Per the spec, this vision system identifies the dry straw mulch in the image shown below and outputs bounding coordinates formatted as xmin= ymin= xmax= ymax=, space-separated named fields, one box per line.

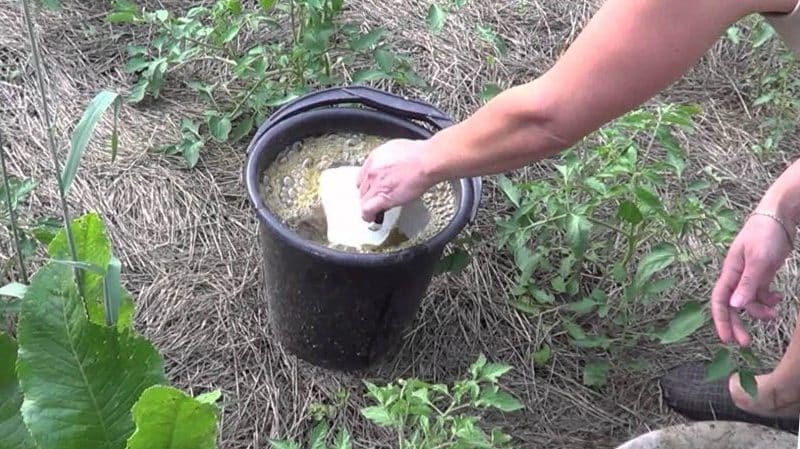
xmin=1 ymin=0 xmax=799 ymax=447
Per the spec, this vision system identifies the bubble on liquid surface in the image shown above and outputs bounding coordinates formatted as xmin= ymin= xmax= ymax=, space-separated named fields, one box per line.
xmin=261 ymin=132 xmax=458 ymax=253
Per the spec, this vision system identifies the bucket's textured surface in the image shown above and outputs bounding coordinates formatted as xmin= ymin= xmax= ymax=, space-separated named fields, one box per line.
xmin=614 ymin=421 xmax=797 ymax=449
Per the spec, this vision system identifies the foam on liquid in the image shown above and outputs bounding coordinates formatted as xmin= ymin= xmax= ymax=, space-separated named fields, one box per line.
xmin=260 ymin=133 xmax=457 ymax=252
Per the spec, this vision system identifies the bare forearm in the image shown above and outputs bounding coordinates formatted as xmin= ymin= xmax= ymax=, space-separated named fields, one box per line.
xmin=423 ymin=0 xmax=768 ymax=181
xmin=758 ymin=160 xmax=800 ymax=227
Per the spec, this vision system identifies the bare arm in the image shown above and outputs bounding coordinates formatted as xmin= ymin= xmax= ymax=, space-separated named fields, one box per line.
xmin=422 ymin=0 xmax=796 ymax=181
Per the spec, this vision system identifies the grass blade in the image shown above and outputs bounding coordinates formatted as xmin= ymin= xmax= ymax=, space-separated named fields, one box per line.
xmin=0 ymin=130 xmax=28 ymax=283
xmin=62 ymin=91 xmax=120 ymax=194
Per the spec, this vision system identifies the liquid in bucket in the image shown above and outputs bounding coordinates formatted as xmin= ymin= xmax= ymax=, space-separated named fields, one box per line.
xmin=260 ymin=132 xmax=457 ymax=252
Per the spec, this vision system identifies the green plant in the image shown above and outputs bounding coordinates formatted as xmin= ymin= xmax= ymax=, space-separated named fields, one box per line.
xmin=726 ymin=16 xmax=799 ymax=156
xmin=269 ymin=356 xmax=521 ymax=449
xmin=359 ymin=355 xmax=521 ymax=449
xmin=0 ymin=2 xmax=223 ymax=447
xmin=108 ymin=0 xmax=423 ymax=167
xmin=495 ymin=103 xmax=748 ymax=387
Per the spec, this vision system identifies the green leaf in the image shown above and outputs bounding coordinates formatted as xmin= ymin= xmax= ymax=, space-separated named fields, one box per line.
xmin=127 ymin=385 xmax=218 ymax=449
xmin=726 ymin=26 xmax=741 ymax=44
xmin=63 ymin=91 xmax=121 ymax=194
xmin=350 ymin=28 xmax=386 ymax=52
xmin=511 ymin=299 xmax=538 ymax=315
xmin=496 ymin=175 xmax=519 ymax=207
xmin=333 ymin=429 xmax=351 ymax=449
xmin=655 ymin=301 xmax=707 ymax=344
xmin=617 ymin=200 xmax=643 ymax=225
xmin=309 ymin=422 xmax=328 ymax=449
xmin=477 ymin=389 xmax=523 ymax=412
xmin=0 ymin=333 xmax=35 ymax=449
xmin=208 ymin=115 xmax=232 ymax=142
xmin=16 ymin=262 xmax=167 ymax=449
xmin=270 ymin=441 xmax=300 ymax=449
xmin=635 ymin=243 xmax=677 ymax=287
xmin=643 ymin=277 xmax=677 ymax=296
xmin=479 ymin=363 xmax=513 ymax=382
xmin=566 ymin=214 xmax=591 ymax=258
xmin=705 ymin=348 xmax=735 ymax=382
xmin=127 ymin=79 xmax=148 ymax=103
xmin=753 ymin=93 xmax=774 ymax=107
xmin=434 ymin=248 xmax=470 ymax=275
xmin=477 ymin=25 xmax=508 ymax=56
xmin=688 ymin=180 xmax=711 ymax=191
xmin=532 ymin=344 xmax=551 ymax=366
xmin=550 ymin=276 xmax=566 ymax=293
xmin=531 ymin=288 xmax=553 ymax=304
xmin=360 ymin=406 xmax=394 ymax=426
xmin=0 ymin=283 xmax=27 ymax=299
xmin=453 ymin=0 xmax=468 ymax=8
xmin=41 ymin=0 xmax=61 ymax=10
xmin=752 ymin=23 xmax=775 ymax=48
xmin=583 ymin=361 xmax=609 ymax=386
xmin=195 ymin=390 xmax=222 ymax=405
xmin=48 ymin=212 xmax=126 ymax=329
xmin=426 ymin=4 xmax=447 ymax=34
xmin=259 ymin=0 xmax=278 ymax=10
xmin=635 ymin=187 xmax=662 ymax=210
xmin=479 ymin=83 xmax=502 ymax=102
xmin=154 ymin=9 xmax=169 ymax=21
xmin=107 ymin=11 xmax=137 ymax=23
xmin=219 ymin=23 xmax=241 ymax=44
xmin=123 ymin=58 xmax=150 ymax=74
xmin=566 ymin=297 xmax=597 ymax=315
xmin=373 ymin=48 xmax=395 ymax=72
xmin=739 ymin=369 xmax=758 ymax=399
xmin=352 ymin=69 xmax=389 ymax=84
xmin=181 ymin=138 xmax=204 ymax=168
xmin=229 ymin=115 xmax=254 ymax=142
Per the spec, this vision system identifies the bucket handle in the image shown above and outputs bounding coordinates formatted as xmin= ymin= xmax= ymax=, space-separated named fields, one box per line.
xmin=249 ymin=85 xmax=481 ymax=222
xmin=258 ymin=86 xmax=455 ymax=136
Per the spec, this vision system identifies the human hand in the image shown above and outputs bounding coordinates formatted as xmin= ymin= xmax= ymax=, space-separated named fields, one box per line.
xmin=357 ymin=138 xmax=438 ymax=223
xmin=711 ymin=213 xmax=793 ymax=347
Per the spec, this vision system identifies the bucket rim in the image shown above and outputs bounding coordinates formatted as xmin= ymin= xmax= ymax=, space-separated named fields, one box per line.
xmin=245 ymin=107 xmax=478 ymax=266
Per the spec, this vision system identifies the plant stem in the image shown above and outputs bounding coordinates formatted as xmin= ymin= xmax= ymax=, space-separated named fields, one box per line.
xmin=0 ymin=130 xmax=28 ymax=283
xmin=584 ymin=216 xmax=627 ymax=235
xmin=21 ymin=0 xmax=83 ymax=292
xmin=622 ymin=225 xmax=638 ymax=268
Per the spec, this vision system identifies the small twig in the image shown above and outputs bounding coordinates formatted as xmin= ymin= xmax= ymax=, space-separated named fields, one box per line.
xmin=0 ymin=130 xmax=28 ymax=283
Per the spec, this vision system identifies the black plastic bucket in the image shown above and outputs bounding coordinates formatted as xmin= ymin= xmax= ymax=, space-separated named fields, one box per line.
xmin=244 ymin=86 xmax=482 ymax=371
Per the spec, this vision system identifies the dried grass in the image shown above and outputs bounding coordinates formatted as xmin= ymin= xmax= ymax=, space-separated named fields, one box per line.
xmin=1 ymin=0 xmax=799 ymax=447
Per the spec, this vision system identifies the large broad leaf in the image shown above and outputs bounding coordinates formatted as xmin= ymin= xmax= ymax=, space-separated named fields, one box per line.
xmin=48 ymin=212 xmax=134 ymax=330
xmin=0 ymin=333 xmax=35 ymax=449
xmin=126 ymin=385 xmax=219 ymax=449
xmin=16 ymin=262 xmax=166 ymax=449
xmin=62 ymin=91 xmax=121 ymax=194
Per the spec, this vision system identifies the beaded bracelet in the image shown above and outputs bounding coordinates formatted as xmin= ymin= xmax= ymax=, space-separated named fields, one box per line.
xmin=749 ymin=211 xmax=795 ymax=245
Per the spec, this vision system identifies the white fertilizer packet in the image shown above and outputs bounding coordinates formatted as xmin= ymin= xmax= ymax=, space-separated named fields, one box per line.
xmin=319 ymin=166 xmax=402 ymax=248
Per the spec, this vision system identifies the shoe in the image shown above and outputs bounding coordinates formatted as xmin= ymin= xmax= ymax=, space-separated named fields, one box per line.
xmin=659 ymin=361 xmax=799 ymax=434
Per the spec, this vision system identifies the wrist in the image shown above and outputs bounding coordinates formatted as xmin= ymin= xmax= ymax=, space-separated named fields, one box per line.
xmin=419 ymin=127 xmax=465 ymax=184
xmin=757 ymin=177 xmax=800 ymax=227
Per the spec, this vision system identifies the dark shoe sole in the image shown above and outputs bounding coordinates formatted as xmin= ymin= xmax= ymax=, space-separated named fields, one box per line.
xmin=659 ymin=362 xmax=799 ymax=434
